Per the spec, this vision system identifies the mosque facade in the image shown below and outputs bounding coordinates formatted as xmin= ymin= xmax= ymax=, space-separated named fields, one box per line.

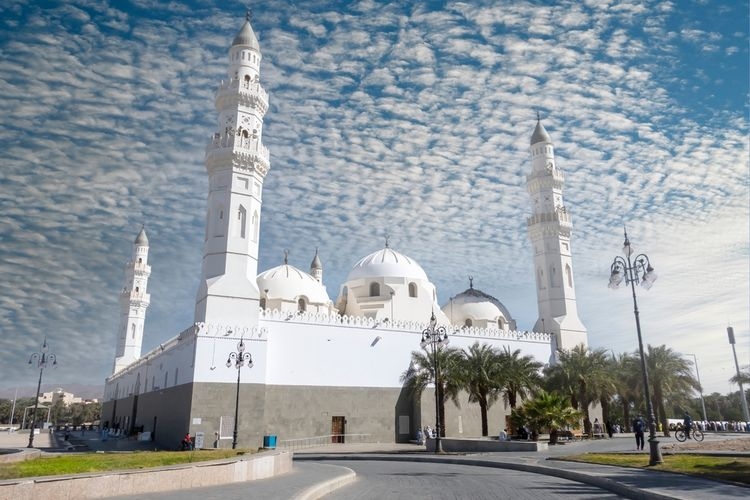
xmin=102 ymin=16 xmax=587 ymax=449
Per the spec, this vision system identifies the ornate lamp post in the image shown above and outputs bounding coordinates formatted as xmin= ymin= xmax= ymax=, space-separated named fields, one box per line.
xmin=420 ymin=312 xmax=449 ymax=453
xmin=226 ymin=336 xmax=253 ymax=449
xmin=27 ymin=337 xmax=56 ymax=448
xmin=608 ymin=229 xmax=662 ymax=465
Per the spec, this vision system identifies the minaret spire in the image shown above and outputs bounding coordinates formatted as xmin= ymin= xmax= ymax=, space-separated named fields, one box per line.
xmin=113 ymin=227 xmax=151 ymax=373
xmin=526 ymin=118 xmax=587 ymax=352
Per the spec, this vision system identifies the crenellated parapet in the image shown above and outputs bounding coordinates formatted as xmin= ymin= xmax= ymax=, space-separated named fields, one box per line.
xmin=259 ymin=308 xmax=551 ymax=343
xmin=215 ymin=78 xmax=269 ymax=114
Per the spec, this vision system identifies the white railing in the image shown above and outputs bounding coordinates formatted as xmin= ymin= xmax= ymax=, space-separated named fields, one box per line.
xmin=277 ymin=433 xmax=373 ymax=451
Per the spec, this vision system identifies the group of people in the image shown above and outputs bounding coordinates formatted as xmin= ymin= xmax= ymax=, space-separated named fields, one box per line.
xmin=415 ymin=426 xmax=437 ymax=444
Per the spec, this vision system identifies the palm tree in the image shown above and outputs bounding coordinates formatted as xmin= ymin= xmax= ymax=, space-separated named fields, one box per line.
xmin=730 ymin=366 xmax=750 ymax=386
xmin=401 ymin=346 xmax=463 ymax=438
xmin=611 ymin=352 xmax=640 ymax=428
xmin=498 ymin=346 xmax=543 ymax=410
xmin=544 ymin=344 xmax=611 ymax=434
xmin=459 ymin=343 xmax=504 ymax=436
xmin=510 ymin=390 xmax=582 ymax=444
xmin=644 ymin=344 xmax=698 ymax=436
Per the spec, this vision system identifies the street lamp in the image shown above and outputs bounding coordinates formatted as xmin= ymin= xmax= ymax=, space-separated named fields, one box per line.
xmin=27 ymin=337 xmax=56 ymax=448
xmin=684 ymin=353 xmax=708 ymax=423
xmin=608 ymin=229 xmax=663 ymax=465
xmin=420 ymin=312 xmax=449 ymax=453
xmin=226 ymin=336 xmax=253 ymax=449
xmin=727 ymin=327 xmax=750 ymax=422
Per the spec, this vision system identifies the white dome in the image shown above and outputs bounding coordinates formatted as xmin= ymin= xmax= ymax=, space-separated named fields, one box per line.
xmin=442 ymin=284 xmax=515 ymax=329
xmin=347 ymin=247 xmax=428 ymax=281
xmin=257 ymin=264 xmax=330 ymax=304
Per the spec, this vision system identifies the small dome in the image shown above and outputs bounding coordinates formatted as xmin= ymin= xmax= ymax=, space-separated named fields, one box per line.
xmin=347 ymin=246 xmax=428 ymax=282
xmin=530 ymin=119 xmax=551 ymax=145
xmin=232 ymin=18 xmax=260 ymax=50
xmin=134 ymin=227 xmax=148 ymax=246
xmin=257 ymin=264 xmax=330 ymax=304
xmin=442 ymin=282 xmax=515 ymax=329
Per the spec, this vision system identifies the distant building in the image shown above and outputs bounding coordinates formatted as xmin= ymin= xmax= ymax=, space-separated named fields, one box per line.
xmin=39 ymin=388 xmax=97 ymax=406
xmin=103 ymin=14 xmax=588 ymax=449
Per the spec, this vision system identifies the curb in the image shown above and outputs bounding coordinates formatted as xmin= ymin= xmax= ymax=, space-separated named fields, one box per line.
xmin=295 ymin=454 xmax=677 ymax=500
xmin=292 ymin=465 xmax=356 ymax=500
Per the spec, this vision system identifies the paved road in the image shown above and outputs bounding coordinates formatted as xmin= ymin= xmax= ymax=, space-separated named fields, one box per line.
xmin=321 ymin=459 xmax=623 ymax=499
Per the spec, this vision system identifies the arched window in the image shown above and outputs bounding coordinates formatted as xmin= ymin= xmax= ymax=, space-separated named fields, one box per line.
xmin=408 ymin=282 xmax=417 ymax=298
xmin=369 ymin=282 xmax=380 ymax=297
xmin=550 ymin=266 xmax=558 ymax=287
xmin=131 ymin=323 xmax=136 ymax=339
xmin=237 ymin=205 xmax=247 ymax=238
xmin=138 ymin=258 xmax=142 ymax=264
xmin=565 ymin=264 xmax=573 ymax=287
xmin=497 ymin=318 xmax=505 ymax=330
xmin=297 ymin=298 xmax=307 ymax=312
xmin=464 ymin=319 xmax=473 ymax=327
xmin=259 ymin=298 xmax=266 ymax=310
xmin=244 ymin=74 xmax=251 ymax=88
xmin=538 ymin=268 xmax=545 ymax=290
xmin=252 ymin=211 xmax=259 ymax=242
xmin=174 ymin=368 xmax=179 ymax=385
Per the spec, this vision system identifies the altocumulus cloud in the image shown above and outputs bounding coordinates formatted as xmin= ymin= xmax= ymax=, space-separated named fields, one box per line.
xmin=0 ymin=0 xmax=746 ymax=395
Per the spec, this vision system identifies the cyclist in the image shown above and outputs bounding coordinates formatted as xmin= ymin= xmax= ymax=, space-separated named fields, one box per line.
xmin=683 ymin=412 xmax=693 ymax=439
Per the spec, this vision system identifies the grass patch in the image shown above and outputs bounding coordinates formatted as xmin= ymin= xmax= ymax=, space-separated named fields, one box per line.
xmin=0 ymin=449 xmax=254 ymax=480
xmin=558 ymin=453 xmax=750 ymax=486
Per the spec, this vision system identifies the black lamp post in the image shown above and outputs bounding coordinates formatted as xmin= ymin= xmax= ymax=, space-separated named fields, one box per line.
xmin=608 ymin=229 xmax=663 ymax=465
xmin=226 ymin=336 xmax=253 ymax=449
xmin=420 ymin=312 xmax=449 ymax=453
xmin=27 ymin=337 xmax=56 ymax=448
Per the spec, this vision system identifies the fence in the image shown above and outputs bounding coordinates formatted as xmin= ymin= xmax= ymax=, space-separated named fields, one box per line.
xmin=277 ymin=433 xmax=372 ymax=451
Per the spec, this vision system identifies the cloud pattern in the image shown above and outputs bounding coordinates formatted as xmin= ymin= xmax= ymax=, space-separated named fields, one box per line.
xmin=0 ymin=0 xmax=747 ymax=395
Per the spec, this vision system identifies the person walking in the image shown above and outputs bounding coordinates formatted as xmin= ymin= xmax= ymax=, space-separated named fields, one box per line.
xmin=632 ymin=415 xmax=645 ymax=450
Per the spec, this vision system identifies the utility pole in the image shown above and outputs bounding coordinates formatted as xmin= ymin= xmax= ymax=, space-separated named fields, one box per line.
xmin=728 ymin=327 xmax=750 ymax=422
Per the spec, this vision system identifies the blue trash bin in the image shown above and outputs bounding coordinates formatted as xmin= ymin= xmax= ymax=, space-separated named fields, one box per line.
xmin=263 ymin=435 xmax=277 ymax=449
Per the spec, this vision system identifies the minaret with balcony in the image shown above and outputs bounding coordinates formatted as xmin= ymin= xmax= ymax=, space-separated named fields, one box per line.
xmin=526 ymin=118 xmax=587 ymax=351
xmin=113 ymin=227 xmax=151 ymax=373
xmin=195 ymin=14 xmax=270 ymax=328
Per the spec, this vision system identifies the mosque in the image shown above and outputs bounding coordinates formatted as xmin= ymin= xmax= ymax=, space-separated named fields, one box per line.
xmin=102 ymin=15 xmax=588 ymax=449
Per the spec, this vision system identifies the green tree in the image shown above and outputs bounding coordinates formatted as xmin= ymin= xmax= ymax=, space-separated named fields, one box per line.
xmin=498 ymin=346 xmax=543 ymax=410
xmin=401 ymin=346 xmax=463 ymax=437
xmin=729 ymin=366 xmax=750 ymax=386
xmin=610 ymin=352 xmax=640 ymax=428
xmin=511 ymin=390 xmax=582 ymax=444
xmin=544 ymin=344 xmax=611 ymax=433
xmin=644 ymin=344 xmax=698 ymax=436
xmin=459 ymin=343 xmax=504 ymax=436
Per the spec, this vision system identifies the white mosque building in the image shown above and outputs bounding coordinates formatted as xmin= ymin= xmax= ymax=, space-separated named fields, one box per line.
xmin=102 ymin=15 xmax=588 ymax=449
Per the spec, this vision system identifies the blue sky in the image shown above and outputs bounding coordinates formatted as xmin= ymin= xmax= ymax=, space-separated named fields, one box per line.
xmin=0 ymin=0 xmax=747 ymax=397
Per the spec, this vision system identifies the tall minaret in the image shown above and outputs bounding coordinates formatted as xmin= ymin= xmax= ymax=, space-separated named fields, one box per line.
xmin=195 ymin=13 xmax=270 ymax=329
xmin=114 ymin=227 xmax=151 ymax=373
xmin=526 ymin=118 xmax=587 ymax=351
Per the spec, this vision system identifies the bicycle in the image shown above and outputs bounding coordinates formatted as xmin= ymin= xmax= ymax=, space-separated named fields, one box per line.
xmin=675 ymin=425 xmax=704 ymax=442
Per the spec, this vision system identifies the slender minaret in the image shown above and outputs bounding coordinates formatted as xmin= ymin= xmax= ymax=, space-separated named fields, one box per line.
xmin=526 ymin=117 xmax=587 ymax=351
xmin=194 ymin=13 xmax=271 ymax=328
xmin=195 ymin=13 xmax=270 ymax=327
xmin=114 ymin=227 xmax=151 ymax=373
xmin=310 ymin=247 xmax=323 ymax=283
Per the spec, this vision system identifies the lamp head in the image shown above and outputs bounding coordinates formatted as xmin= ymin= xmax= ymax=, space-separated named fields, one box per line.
xmin=608 ymin=268 xmax=623 ymax=289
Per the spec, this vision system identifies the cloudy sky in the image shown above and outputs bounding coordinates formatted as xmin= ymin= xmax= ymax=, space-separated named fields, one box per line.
xmin=1 ymin=0 xmax=747 ymax=398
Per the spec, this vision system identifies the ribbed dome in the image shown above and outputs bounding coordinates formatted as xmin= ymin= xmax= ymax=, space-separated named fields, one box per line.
xmin=530 ymin=119 xmax=551 ymax=145
xmin=232 ymin=19 xmax=260 ymax=50
xmin=347 ymin=247 xmax=428 ymax=281
xmin=442 ymin=283 xmax=514 ymax=327
xmin=257 ymin=264 xmax=330 ymax=304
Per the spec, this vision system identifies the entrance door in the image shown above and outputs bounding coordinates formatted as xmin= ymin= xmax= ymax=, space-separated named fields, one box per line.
xmin=331 ymin=416 xmax=345 ymax=443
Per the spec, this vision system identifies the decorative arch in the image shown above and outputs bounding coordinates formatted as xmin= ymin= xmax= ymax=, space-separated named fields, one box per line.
xmin=251 ymin=210 xmax=259 ymax=242
xmin=565 ymin=264 xmax=573 ymax=287
xmin=408 ymin=282 xmax=418 ymax=298
xmin=497 ymin=318 xmax=505 ymax=330
xmin=464 ymin=318 xmax=473 ymax=327
xmin=369 ymin=282 xmax=380 ymax=297
xmin=297 ymin=298 xmax=307 ymax=312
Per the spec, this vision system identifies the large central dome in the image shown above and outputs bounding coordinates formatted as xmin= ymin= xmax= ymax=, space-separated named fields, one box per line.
xmin=346 ymin=247 xmax=428 ymax=281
